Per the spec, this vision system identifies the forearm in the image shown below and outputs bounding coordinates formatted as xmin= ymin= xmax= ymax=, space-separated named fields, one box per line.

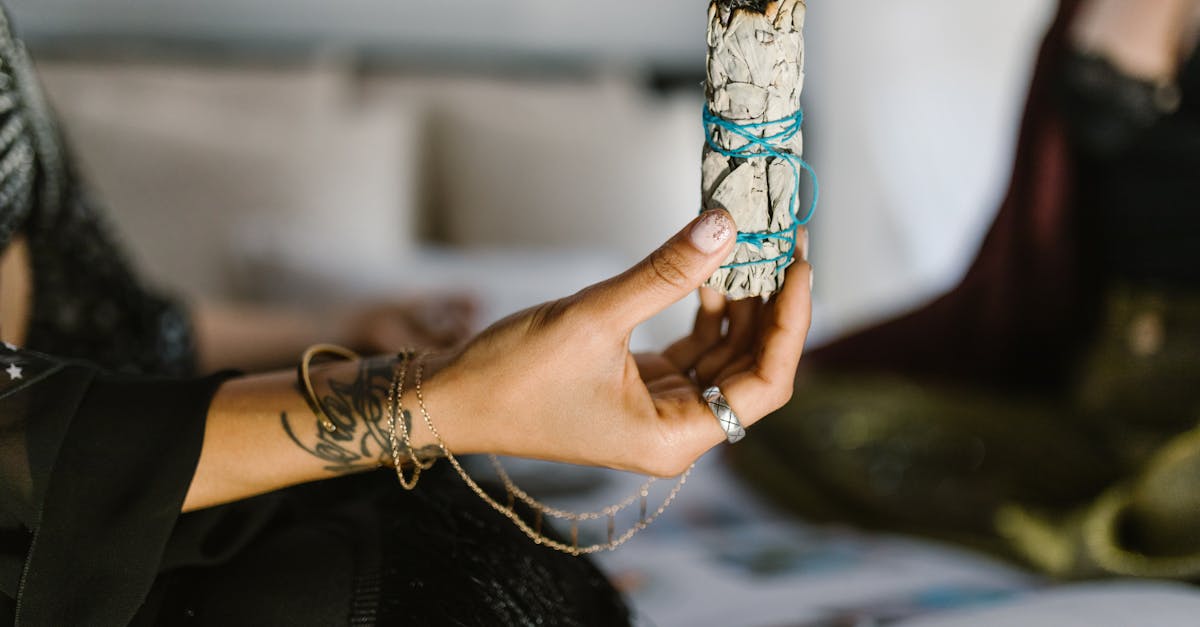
xmin=182 ymin=354 xmax=465 ymax=512
xmin=192 ymin=302 xmax=337 ymax=374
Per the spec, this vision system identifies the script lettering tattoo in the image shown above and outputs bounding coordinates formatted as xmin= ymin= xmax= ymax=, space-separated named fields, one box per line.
xmin=281 ymin=356 xmax=443 ymax=474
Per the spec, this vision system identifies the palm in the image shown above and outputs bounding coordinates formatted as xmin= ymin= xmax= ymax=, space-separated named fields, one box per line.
xmin=620 ymin=275 xmax=809 ymax=471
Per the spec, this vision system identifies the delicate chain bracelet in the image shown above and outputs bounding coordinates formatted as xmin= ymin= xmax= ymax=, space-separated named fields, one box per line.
xmin=385 ymin=351 xmax=436 ymax=490
xmin=401 ymin=350 xmax=693 ymax=556
xmin=299 ymin=344 xmax=693 ymax=555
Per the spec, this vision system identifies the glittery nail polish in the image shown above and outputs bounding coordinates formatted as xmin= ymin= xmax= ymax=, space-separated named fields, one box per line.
xmin=691 ymin=210 xmax=733 ymax=254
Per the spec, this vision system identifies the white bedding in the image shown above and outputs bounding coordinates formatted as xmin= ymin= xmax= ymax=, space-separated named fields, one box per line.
xmin=515 ymin=454 xmax=1200 ymax=627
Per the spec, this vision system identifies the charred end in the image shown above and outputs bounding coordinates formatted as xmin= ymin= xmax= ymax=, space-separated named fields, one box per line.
xmin=714 ymin=0 xmax=772 ymax=13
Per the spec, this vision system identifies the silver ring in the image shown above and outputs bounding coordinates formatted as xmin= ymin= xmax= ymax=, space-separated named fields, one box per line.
xmin=703 ymin=386 xmax=746 ymax=444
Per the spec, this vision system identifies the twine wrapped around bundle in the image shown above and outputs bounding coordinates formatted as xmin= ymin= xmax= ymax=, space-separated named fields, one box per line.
xmin=702 ymin=0 xmax=815 ymax=300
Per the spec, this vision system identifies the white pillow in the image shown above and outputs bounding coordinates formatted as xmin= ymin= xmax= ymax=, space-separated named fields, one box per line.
xmin=36 ymin=59 xmax=420 ymax=300
xmin=427 ymin=75 xmax=702 ymax=263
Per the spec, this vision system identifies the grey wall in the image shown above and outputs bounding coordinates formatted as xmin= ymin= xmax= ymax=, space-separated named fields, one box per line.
xmin=14 ymin=0 xmax=1061 ymax=339
xmin=6 ymin=0 xmax=708 ymax=68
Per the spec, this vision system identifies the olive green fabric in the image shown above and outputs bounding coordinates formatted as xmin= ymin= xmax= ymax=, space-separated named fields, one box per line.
xmin=734 ymin=285 xmax=1200 ymax=579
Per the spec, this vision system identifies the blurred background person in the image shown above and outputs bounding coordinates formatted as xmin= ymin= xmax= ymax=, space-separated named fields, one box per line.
xmin=736 ymin=0 xmax=1200 ymax=581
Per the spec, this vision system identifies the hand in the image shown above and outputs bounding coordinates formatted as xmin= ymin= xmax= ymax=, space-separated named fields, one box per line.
xmin=422 ymin=210 xmax=813 ymax=477
xmin=337 ymin=295 xmax=478 ymax=354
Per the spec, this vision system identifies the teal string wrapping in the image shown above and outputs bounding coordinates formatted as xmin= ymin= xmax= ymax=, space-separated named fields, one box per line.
xmin=703 ymin=104 xmax=819 ymax=270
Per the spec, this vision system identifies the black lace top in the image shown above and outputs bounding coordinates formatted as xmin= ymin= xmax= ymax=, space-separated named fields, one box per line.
xmin=1061 ymin=44 xmax=1200 ymax=286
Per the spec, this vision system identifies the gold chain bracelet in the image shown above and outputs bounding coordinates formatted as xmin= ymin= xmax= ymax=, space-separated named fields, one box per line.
xmin=404 ymin=350 xmax=693 ymax=556
xmin=299 ymin=345 xmax=436 ymax=487
xmin=385 ymin=352 xmax=436 ymax=490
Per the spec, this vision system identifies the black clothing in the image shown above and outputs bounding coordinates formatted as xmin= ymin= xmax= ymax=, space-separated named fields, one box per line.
xmin=0 ymin=13 xmax=195 ymax=376
xmin=156 ymin=469 xmax=629 ymax=627
xmin=1061 ymin=46 xmax=1200 ymax=287
xmin=0 ymin=358 xmax=232 ymax=624
xmin=0 ymin=7 xmax=628 ymax=626
xmin=0 ymin=6 xmax=218 ymax=621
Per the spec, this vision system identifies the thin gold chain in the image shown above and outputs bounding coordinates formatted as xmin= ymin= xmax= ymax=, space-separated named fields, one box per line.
xmin=396 ymin=354 xmax=438 ymax=472
xmin=385 ymin=352 xmax=436 ymax=490
xmin=487 ymin=456 xmax=656 ymax=522
xmin=385 ymin=356 xmax=421 ymax=489
xmin=406 ymin=352 xmax=693 ymax=556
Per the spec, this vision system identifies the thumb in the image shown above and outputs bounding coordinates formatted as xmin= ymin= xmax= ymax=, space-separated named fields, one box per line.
xmin=589 ymin=209 xmax=736 ymax=330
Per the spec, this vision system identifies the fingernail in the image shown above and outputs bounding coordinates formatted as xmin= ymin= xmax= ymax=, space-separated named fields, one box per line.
xmin=691 ymin=210 xmax=733 ymax=254
xmin=800 ymin=229 xmax=810 ymax=262
xmin=809 ymin=269 xmax=815 ymax=291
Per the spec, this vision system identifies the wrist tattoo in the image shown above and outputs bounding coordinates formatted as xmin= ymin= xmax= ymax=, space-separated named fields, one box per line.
xmin=281 ymin=355 xmax=443 ymax=474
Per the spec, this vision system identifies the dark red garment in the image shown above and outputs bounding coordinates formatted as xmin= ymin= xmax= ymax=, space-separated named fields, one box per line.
xmin=811 ymin=0 xmax=1097 ymax=392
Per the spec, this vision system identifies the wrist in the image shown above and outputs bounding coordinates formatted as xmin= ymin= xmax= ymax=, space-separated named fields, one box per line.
xmin=399 ymin=351 xmax=486 ymax=457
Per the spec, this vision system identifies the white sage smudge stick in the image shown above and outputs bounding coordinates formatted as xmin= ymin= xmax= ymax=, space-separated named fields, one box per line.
xmin=702 ymin=0 xmax=808 ymax=300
